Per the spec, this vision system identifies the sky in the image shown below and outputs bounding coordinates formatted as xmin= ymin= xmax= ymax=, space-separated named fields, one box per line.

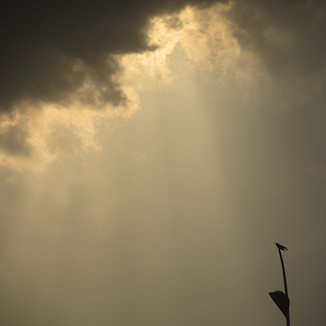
xmin=1 ymin=1 xmax=326 ymax=325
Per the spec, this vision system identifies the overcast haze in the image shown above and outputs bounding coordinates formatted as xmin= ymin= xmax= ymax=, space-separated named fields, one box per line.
xmin=1 ymin=1 xmax=326 ymax=326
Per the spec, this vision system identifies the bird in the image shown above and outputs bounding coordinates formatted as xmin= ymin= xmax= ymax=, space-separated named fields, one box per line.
xmin=276 ymin=243 xmax=288 ymax=251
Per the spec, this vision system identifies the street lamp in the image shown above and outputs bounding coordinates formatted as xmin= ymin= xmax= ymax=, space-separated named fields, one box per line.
xmin=269 ymin=243 xmax=290 ymax=326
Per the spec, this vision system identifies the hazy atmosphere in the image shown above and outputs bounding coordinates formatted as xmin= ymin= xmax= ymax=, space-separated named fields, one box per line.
xmin=1 ymin=1 xmax=326 ymax=325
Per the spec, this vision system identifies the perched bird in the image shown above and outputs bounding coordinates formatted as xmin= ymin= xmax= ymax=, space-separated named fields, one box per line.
xmin=276 ymin=243 xmax=288 ymax=251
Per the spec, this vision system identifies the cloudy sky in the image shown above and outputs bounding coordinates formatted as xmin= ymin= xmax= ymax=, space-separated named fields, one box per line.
xmin=1 ymin=1 xmax=326 ymax=325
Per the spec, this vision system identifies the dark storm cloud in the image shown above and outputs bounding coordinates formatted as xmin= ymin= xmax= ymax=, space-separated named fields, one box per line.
xmin=0 ymin=0 xmax=223 ymax=111
xmin=2 ymin=0 xmax=324 ymax=112
xmin=228 ymin=0 xmax=326 ymax=77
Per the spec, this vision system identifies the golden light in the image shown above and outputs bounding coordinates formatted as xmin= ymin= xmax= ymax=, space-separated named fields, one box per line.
xmin=0 ymin=3 xmax=247 ymax=171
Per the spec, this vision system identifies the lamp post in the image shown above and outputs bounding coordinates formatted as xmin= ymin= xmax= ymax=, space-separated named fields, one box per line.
xmin=269 ymin=243 xmax=290 ymax=326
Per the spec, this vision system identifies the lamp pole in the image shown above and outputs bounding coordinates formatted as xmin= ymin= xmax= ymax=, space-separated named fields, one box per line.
xmin=269 ymin=243 xmax=290 ymax=326
xmin=278 ymin=247 xmax=290 ymax=326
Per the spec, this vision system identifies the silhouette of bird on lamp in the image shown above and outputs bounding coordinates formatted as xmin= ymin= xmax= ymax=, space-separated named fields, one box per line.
xmin=276 ymin=243 xmax=288 ymax=251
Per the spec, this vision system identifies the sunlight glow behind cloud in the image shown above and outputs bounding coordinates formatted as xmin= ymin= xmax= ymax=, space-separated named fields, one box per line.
xmin=0 ymin=3 xmax=242 ymax=170
xmin=120 ymin=4 xmax=242 ymax=87
xmin=2 ymin=1 xmax=319 ymax=171
xmin=0 ymin=86 xmax=140 ymax=171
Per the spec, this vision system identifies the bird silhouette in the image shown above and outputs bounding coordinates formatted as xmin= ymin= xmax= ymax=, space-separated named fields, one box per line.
xmin=276 ymin=243 xmax=288 ymax=251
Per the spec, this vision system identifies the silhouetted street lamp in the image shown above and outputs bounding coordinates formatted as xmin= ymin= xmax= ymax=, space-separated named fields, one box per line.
xmin=269 ymin=243 xmax=290 ymax=326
